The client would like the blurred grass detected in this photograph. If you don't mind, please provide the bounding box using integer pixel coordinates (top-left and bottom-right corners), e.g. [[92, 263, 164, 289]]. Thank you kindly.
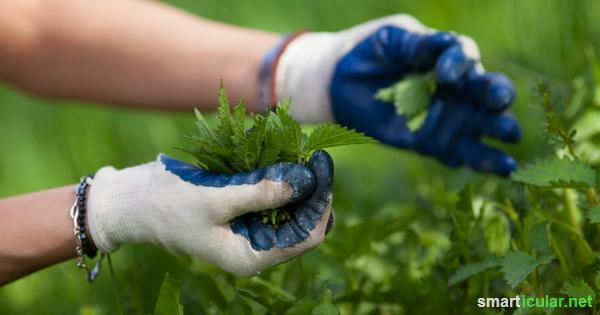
[[0, 0, 599, 314]]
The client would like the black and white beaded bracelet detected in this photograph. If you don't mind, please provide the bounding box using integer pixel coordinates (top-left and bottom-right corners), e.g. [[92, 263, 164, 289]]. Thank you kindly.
[[70, 175, 104, 282]]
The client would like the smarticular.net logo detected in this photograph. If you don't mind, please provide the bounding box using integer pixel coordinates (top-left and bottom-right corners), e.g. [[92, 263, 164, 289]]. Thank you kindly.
[[477, 295, 592, 309]]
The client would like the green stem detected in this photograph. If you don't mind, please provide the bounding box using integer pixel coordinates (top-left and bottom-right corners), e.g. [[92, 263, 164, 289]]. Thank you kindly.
[[548, 230, 570, 275], [587, 188, 599, 206], [564, 189, 581, 231], [107, 255, 125, 315]]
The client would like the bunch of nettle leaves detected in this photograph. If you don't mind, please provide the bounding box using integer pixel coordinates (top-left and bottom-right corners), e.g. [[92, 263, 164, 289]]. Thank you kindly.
[[182, 86, 376, 227]]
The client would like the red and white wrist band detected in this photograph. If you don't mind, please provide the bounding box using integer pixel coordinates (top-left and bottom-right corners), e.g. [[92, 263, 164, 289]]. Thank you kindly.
[[257, 31, 307, 112]]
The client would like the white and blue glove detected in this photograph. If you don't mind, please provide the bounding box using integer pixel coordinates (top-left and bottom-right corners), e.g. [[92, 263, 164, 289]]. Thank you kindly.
[[87, 150, 334, 276], [260, 14, 521, 176]]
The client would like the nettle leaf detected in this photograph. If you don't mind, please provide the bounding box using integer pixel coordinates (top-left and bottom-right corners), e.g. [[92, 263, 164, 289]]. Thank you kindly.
[[230, 98, 249, 149], [560, 278, 595, 300], [375, 73, 435, 132], [307, 124, 377, 152], [192, 109, 232, 158], [233, 115, 266, 171], [257, 112, 284, 168], [448, 256, 501, 286], [153, 273, 184, 315], [510, 156, 596, 189], [375, 73, 434, 119], [311, 289, 339, 315], [587, 205, 600, 224], [215, 86, 235, 142], [500, 251, 554, 288], [277, 99, 307, 161]]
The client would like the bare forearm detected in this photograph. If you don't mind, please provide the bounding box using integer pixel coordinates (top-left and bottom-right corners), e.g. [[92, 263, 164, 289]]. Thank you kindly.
[[0, 186, 76, 285], [0, 0, 279, 111]]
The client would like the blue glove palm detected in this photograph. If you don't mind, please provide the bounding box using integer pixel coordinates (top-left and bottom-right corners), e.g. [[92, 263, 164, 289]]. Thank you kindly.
[[330, 25, 521, 176]]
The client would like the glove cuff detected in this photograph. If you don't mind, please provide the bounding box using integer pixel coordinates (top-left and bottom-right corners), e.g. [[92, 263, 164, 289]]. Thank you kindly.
[[87, 163, 156, 253], [273, 31, 338, 123], [87, 166, 122, 253], [257, 31, 307, 112]]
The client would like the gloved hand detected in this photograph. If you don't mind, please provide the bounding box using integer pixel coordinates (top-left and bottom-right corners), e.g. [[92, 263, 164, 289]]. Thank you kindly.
[[261, 14, 521, 176], [87, 150, 334, 276]]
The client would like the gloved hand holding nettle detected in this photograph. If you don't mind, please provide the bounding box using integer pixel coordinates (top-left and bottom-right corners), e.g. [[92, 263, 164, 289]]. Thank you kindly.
[[262, 14, 522, 176], [88, 150, 334, 276], [88, 88, 374, 276]]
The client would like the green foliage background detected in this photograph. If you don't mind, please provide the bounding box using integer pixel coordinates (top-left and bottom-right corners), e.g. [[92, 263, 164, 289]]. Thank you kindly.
[[2, 0, 600, 314]]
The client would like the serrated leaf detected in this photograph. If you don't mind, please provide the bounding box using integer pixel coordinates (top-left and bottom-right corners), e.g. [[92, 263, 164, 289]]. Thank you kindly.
[[587, 205, 600, 223], [560, 278, 595, 300], [215, 85, 235, 143], [307, 124, 377, 152], [153, 273, 184, 315], [258, 112, 285, 168], [375, 74, 434, 119], [233, 115, 266, 171], [500, 251, 554, 288], [230, 98, 248, 148], [312, 289, 339, 315], [191, 110, 233, 162], [448, 256, 501, 286], [276, 99, 307, 162], [510, 157, 596, 189]]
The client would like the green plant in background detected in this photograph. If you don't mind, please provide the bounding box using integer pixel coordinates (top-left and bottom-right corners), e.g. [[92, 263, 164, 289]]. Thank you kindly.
[[183, 85, 375, 227], [440, 80, 600, 314]]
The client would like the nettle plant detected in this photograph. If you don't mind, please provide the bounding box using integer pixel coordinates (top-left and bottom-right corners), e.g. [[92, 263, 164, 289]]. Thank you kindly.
[[441, 81, 600, 313], [181, 86, 375, 227], [376, 72, 435, 131], [375, 78, 600, 312]]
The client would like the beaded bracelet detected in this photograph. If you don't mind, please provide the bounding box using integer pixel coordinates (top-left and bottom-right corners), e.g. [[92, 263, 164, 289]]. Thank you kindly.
[[70, 175, 104, 282]]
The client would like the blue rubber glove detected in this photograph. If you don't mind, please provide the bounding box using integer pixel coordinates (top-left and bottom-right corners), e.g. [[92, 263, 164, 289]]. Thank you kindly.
[[88, 150, 334, 276], [264, 15, 521, 176]]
